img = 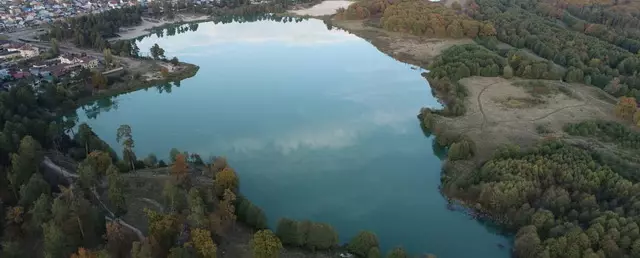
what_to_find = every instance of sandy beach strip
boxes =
[290,0,353,16]
[111,14,210,41]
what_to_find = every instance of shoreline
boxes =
[289,0,354,16]
[76,62,200,106]
[109,13,211,41]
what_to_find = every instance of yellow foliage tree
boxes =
[615,96,637,121]
[188,228,217,258]
[87,150,112,176]
[634,110,640,126]
[171,154,190,186]
[219,189,237,226]
[91,71,107,90]
[250,230,283,258]
[214,167,239,196]
[70,247,97,258]
[144,208,179,257]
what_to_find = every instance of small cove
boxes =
[77,18,511,257]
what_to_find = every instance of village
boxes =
[0,39,105,88]
[0,0,143,31]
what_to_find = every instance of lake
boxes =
[77,17,510,257]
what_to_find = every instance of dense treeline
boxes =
[442,140,640,257]
[47,6,143,52]
[426,44,504,116]
[381,0,495,38]
[565,119,640,150]
[470,0,640,99]
[565,2,640,29]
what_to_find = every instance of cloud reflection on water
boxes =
[139,20,359,56]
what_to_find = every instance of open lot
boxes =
[434,76,617,160]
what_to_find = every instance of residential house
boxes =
[59,54,82,64]
[43,64,68,78]
[80,56,98,69]
[29,67,51,77]
[11,70,30,80]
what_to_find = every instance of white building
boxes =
[59,54,82,64]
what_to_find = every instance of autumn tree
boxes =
[251,230,283,258]
[214,167,239,196]
[210,156,228,174]
[87,150,112,177]
[116,124,136,173]
[634,110,640,126]
[187,188,207,228]
[91,71,107,90]
[348,231,380,257]
[70,247,92,258]
[130,238,153,258]
[145,208,179,257]
[77,162,98,192]
[171,154,190,187]
[104,48,114,67]
[105,222,130,258]
[615,96,637,121]
[107,165,127,216]
[4,206,24,239]
[217,189,237,231]
[189,228,217,258]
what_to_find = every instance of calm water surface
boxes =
[78,18,510,257]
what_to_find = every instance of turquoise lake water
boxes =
[77,18,511,257]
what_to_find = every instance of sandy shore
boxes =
[110,14,210,41]
[290,0,353,16]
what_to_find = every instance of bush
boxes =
[367,247,381,258]
[247,204,267,230]
[276,218,303,246]
[348,231,380,257]
[385,247,408,258]
[305,222,338,251]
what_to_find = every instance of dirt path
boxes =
[476,82,498,130]
[434,77,616,160]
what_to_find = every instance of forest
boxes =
[381,0,495,38]
[441,140,640,258]
[404,0,640,256]
[466,0,640,100]
[46,6,143,54]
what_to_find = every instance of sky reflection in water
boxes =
[78,19,511,257]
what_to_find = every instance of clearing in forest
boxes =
[434,76,616,160]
